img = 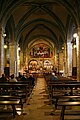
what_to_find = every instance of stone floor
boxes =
[1,77,80,120]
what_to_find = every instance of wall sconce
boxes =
[62,47,64,50]
[73,33,78,38]
[2,33,6,37]
[18,47,20,51]
[72,33,78,49]
[4,44,8,49]
[73,44,76,48]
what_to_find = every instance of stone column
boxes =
[57,52,59,74]
[72,39,77,76]
[17,46,20,73]
[25,47,29,69]
[0,27,4,76]
[23,51,26,65]
[63,43,68,77]
[9,42,18,76]
[16,44,20,77]
[20,51,24,69]
[9,43,15,75]
[53,48,56,67]
[76,27,80,81]
[19,50,24,75]
[67,42,72,76]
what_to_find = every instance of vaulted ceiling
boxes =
[0,0,80,52]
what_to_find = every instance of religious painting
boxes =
[32,43,50,58]
[28,60,38,71]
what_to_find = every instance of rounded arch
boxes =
[28,59,38,72]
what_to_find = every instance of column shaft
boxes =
[63,43,68,77]
[77,27,80,81]
[72,42,77,76]
[0,27,4,76]
[9,43,18,76]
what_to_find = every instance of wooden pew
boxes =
[0,82,33,118]
[47,80,77,84]
[0,100,20,118]
[46,78,77,96]
[0,82,29,95]
[0,95,24,109]
[47,82,80,120]
[47,83,80,108]
[58,101,80,120]
[52,95,80,109]
[44,73,77,84]
[47,83,80,97]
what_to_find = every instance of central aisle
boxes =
[20,77,59,120]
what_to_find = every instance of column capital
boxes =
[9,42,17,46]
[9,42,14,46]
[76,27,80,35]
[0,26,6,38]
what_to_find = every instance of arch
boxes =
[1,0,78,29]
[16,18,65,41]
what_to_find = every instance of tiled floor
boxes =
[1,77,80,120]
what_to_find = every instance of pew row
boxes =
[58,101,80,120]
[0,82,34,118]
[46,82,80,120]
